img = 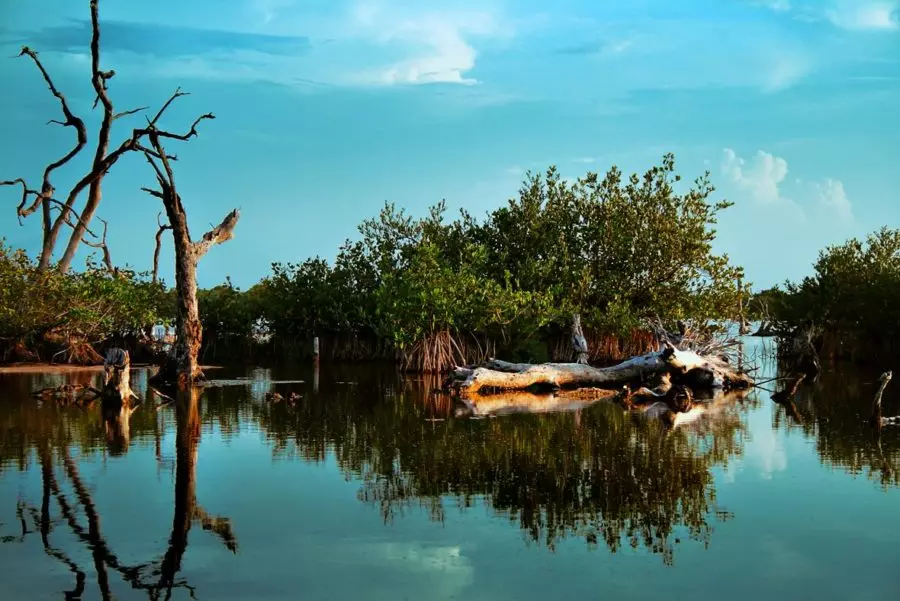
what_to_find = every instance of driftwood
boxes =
[449,343,752,395]
[869,371,900,428]
[571,313,589,365]
[30,347,138,409]
[770,373,806,424]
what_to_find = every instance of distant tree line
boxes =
[750,227,900,362]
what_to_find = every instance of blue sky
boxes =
[1,0,898,290]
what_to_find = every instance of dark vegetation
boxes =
[749,227,900,365]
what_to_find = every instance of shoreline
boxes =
[0,363,223,375]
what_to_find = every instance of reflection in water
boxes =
[1,357,900,598]
[102,398,136,456]
[247,372,754,563]
[1,375,237,600]
[773,366,900,487]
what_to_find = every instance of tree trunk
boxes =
[153,202,204,387]
[100,347,135,404]
[57,181,103,273]
[571,313,589,364]
[450,343,752,395]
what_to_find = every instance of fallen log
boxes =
[453,342,752,395]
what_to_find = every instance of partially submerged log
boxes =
[101,347,137,404]
[30,347,138,408]
[451,343,752,395]
[869,371,900,428]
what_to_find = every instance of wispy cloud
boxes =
[825,0,900,31]
[720,148,853,221]
[3,19,312,58]
[721,149,789,204]
[347,2,505,86]
[813,178,854,220]
[757,0,900,31]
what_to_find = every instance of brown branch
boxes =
[54,0,117,273]
[194,209,240,258]
[113,106,149,121]
[153,213,172,284]
[150,113,216,142]
[89,2,113,115]
[141,187,164,200]
[82,217,115,274]
[50,202,98,239]
[1,178,34,223]
[133,142,178,162]
[48,90,210,258]
[6,47,88,239]
[148,87,189,126]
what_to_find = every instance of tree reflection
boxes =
[772,366,900,487]
[0,375,237,600]
[250,370,753,564]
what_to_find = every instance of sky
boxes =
[0,0,898,290]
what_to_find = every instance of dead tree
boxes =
[869,371,900,429]
[142,132,239,388]
[152,213,172,284]
[0,0,188,272]
[571,313,589,365]
[448,343,753,395]
[82,217,116,274]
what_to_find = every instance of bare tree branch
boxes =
[148,113,216,142]
[2,47,88,262]
[153,213,172,284]
[0,178,33,224]
[194,209,240,258]
[148,87,189,126]
[113,106,149,121]
[49,201,98,239]
[54,0,118,271]
[82,217,115,274]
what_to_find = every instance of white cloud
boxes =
[349,2,504,86]
[720,148,853,221]
[758,0,900,31]
[757,0,792,12]
[721,148,789,204]
[813,178,854,220]
[761,52,812,92]
[601,39,634,56]
[825,0,900,31]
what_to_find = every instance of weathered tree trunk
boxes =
[571,313,589,364]
[870,371,897,429]
[100,347,135,403]
[99,348,137,454]
[450,343,752,395]
[143,132,237,389]
[152,214,171,284]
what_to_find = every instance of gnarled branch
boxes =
[82,217,115,274]
[153,213,172,284]
[3,47,88,247]
[194,209,240,258]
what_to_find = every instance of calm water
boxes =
[2,339,900,601]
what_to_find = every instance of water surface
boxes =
[2,341,899,600]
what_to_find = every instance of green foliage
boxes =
[771,227,900,358]
[259,154,745,359]
[0,239,168,361]
[0,154,747,366]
